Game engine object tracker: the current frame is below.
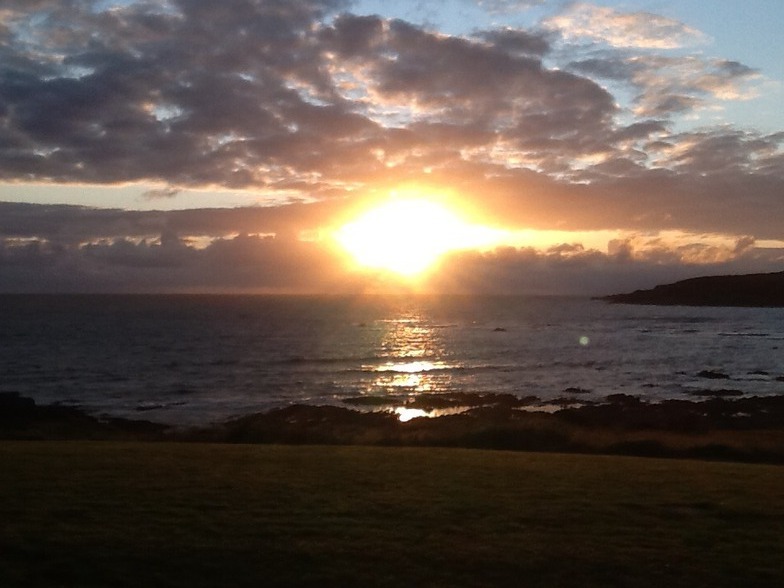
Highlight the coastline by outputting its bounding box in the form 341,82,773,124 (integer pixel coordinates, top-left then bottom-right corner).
4,391,784,464
601,271,784,307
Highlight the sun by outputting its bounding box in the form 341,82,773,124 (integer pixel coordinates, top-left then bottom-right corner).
335,197,498,277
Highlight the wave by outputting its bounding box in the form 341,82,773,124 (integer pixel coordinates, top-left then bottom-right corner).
277,352,472,368
371,361,460,374
277,354,386,365
351,361,521,376
624,316,716,324
135,400,188,412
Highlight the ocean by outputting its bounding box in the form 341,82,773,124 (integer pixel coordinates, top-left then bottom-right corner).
2,294,783,425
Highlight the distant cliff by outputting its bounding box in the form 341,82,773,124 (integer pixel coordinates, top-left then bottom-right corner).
602,271,784,307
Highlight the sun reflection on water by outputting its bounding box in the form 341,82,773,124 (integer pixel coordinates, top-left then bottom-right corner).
379,373,431,392
376,360,446,373
395,407,429,422
393,405,469,422
364,307,458,398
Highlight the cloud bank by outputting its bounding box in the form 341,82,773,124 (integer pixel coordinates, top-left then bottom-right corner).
2,201,782,295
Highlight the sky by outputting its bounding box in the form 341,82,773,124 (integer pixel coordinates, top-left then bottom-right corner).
0,0,782,294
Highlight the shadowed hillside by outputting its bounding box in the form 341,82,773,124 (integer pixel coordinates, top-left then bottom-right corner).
602,271,784,307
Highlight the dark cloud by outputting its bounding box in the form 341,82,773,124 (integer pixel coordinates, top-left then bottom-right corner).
0,218,351,293
323,14,619,172
0,1,622,191
475,28,551,57
0,1,775,189
0,0,362,189
569,54,761,117
666,130,784,175
143,187,180,200
0,200,346,244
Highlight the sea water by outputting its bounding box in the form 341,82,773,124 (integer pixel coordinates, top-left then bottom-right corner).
1,294,783,425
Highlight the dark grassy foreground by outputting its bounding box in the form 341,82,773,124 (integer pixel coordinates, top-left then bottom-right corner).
1,442,783,587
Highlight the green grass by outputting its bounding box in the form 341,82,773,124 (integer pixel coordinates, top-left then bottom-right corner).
1,442,783,587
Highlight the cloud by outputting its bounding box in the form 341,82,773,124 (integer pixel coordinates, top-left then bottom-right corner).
143,187,181,200
0,0,781,295
0,220,352,293
0,0,773,191
659,129,784,175
2,201,782,295
430,240,784,296
0,0,360,191
571,54,761,117
324,14,618,173
0,200,347,245
0,1,623,192
544,2,707,49
475,27,551,57
476,0,544,15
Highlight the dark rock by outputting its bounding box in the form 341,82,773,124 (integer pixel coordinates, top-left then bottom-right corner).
405,392,537,410
343,396,401,407
551,396,592,407
0,392,36,415
564,387,591,394
688,389,744,397
0,393,169,440
605,394,642,406
209,405,399,445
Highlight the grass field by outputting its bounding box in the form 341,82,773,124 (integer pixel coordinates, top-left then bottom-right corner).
1,442,783,587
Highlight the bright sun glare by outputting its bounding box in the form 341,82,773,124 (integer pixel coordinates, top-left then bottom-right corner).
335,197,499,277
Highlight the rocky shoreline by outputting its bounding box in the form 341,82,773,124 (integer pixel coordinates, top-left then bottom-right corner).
0,392,170,441
3,391,784,464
